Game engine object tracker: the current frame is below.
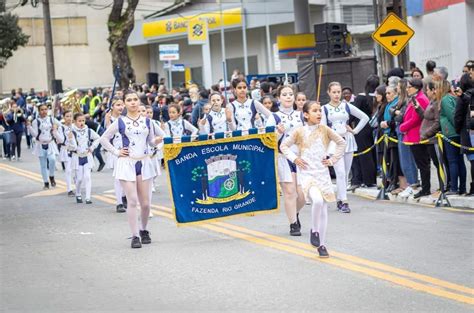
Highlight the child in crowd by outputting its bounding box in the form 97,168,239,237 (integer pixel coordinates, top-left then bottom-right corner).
163,103,198,138
294,92,307,111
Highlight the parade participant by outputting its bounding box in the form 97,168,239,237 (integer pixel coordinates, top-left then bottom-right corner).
226,78,271,131
198,92,228,135
26,103,62,189
100,89,163,249
294,92,307,111
145,105,165,194
70,112,101,204
6,101,26,161
104,98,127,213
321,82,369,213
57,110,75,196
281,101,345,257
266,85,306,236
163,103,198,138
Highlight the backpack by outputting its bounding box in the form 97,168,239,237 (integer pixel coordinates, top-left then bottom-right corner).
231,100,257,128
323,103,351,128
118,116,151,147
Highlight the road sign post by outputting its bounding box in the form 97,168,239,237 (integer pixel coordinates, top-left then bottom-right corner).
371,13,414,56
159,44,179,91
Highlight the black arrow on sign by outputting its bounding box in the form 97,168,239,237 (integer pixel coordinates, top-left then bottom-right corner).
391,40,398,46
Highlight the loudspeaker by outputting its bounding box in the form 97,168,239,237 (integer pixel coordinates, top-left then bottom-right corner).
315,39,352,59
314,23,348,42
146,72,159,86
51,79,63,94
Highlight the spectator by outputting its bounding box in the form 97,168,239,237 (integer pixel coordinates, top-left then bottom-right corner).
433,66,449,82
342,87,355,104
5,101,26,160
411,68,424,80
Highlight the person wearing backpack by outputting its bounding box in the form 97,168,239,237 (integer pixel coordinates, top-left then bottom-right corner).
69,112,101,204
163,103,198,139
26,103,63,189
321,82,369,213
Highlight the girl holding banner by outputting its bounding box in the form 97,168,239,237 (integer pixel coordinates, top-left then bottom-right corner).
100,90,164,249
281,101,346,258
266,85,306,236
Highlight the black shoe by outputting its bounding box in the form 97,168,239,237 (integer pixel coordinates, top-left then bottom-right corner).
49,176,56,187
338,202,351,213
97,163,105,172
290,222,301,236
76,196,83,203
85,199,92,204
122,196,128,209
296,213,301,228
43,182,50,190
318,245,329,258
336,200,343,210
131,236,142,248
413,190,431,199
116,204,126,213
67,191,75,197
140,230,151,244
310,230,320,248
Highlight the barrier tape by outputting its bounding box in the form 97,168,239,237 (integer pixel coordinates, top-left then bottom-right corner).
353,135,384,157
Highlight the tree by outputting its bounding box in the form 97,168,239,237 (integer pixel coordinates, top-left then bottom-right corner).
0,4,29,68
107,0,139,89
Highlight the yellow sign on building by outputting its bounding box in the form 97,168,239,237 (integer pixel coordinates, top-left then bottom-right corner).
143,8,242,39
188,18,208,45
372,13,415,56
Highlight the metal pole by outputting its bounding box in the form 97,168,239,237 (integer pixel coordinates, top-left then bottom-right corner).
241,0,248,75
372,0,383,78
168,60,172,91
219,1,228,101
264,0,273,73
42,0,55,93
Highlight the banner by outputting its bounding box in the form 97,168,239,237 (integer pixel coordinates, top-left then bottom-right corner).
188,18,208,45
164,131,279,225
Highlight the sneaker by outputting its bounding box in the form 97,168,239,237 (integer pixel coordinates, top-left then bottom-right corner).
67,191,75,197
289,222,301,236
43,182,50,190
49,176,56,187
97,163,105,172
11,155,16,160
116,204,126,213
336,200,343,210
296,213,301,228
131,236,142,248
122,196,128,209
339,203,351,213
85,199,92,204
318,245,330,258
347,184,360,191
398,186,414,198
76,196,83,203
413,190,431,199
139,230,151,244
310,230,320,248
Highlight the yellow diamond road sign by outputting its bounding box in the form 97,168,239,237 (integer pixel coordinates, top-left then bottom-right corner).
372,13,415,56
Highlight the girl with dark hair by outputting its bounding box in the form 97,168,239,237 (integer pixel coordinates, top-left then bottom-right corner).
100,90,164,248
163,103,198,138
399,78,431,198
198,92,228,134
57,110,75,196
411,68,424,80
348,75,379,191
226,78,271,131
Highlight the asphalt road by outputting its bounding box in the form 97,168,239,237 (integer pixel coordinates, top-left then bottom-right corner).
0,145,473,312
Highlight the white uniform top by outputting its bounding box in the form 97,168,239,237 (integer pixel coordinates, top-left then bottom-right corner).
227,98,271,131
321,101,369,153
265,106,305,183
164,117,198,138
198,108,227,134
149,120,165,176
100,115,158,181
69,125,100,170
27,116,62,156
105,116,123,169
58,124,74,162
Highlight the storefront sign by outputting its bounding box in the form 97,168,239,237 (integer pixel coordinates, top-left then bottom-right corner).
159,44,179,61
188,18,208,45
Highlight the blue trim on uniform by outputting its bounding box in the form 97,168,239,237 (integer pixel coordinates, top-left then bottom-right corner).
135,161,143,176
287,160,297,173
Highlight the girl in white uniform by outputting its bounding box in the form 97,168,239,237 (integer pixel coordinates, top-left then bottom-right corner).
265,85,306,236
57,110,74,196
198,92,228,135
145,105,164,194
226,78,271,131
104,99,127,213
69,113,101,204
163,103,198,139
281,101,346,258
100,90,163,249
26,103,63,189
321,82,369,213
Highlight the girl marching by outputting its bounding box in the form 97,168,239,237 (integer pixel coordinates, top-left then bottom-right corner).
321,82,369,213
100,90,164,249
281,101,346,257
265,85,306,236
69,112,101,204
57,110,75,196
26,103,63,189
163,103,198,138
198,92,228,135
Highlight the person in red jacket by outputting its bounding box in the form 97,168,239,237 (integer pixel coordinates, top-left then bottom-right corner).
399,78,431,199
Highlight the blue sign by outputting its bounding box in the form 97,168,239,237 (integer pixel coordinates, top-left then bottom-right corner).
172,64,185,72
164,130,279,225
246,73,298,85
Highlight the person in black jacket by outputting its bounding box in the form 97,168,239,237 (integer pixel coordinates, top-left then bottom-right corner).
6,100,26,160
454,73,474,195
85,118,106,172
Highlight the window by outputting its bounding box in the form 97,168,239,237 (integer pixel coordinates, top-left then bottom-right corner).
18,17,88,46
343,6,374,25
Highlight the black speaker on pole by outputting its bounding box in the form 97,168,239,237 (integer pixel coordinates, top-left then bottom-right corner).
51,79,63,94
146,72,159,86
314,23,348,42
314,23,352,59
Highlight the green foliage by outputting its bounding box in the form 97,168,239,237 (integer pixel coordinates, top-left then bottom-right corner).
0,12,29,68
